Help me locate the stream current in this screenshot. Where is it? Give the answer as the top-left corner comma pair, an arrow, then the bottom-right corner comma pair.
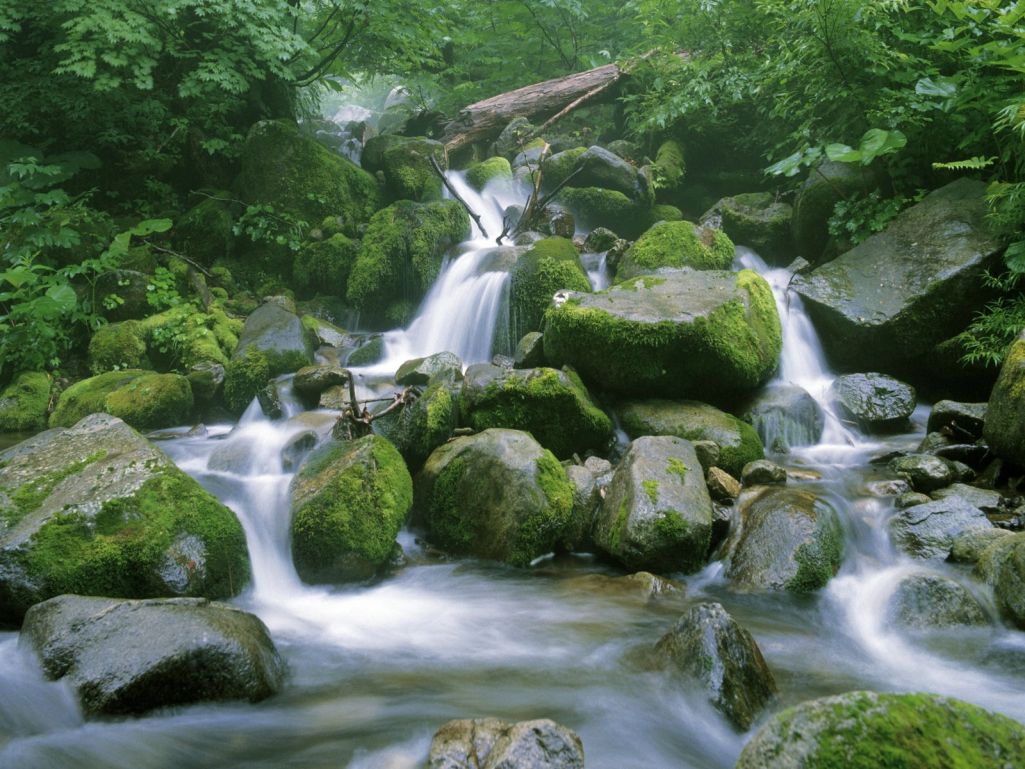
2,174 -> 1024,769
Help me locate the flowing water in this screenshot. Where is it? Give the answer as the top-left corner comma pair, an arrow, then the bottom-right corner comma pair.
3,195 -> 1024,768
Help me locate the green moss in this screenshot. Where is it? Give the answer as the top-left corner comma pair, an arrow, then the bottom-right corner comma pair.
380,137 -> 446,202
223,348 -> 271,413
618,220 -> 734,280
0,371 -> 51,432
541,147 -> 588,189
654,509 -> 689,540
651,203 -> 684,222
466,157 -> 513,191
509,237 -> 591,341
642,479 -> 659,504
102,373 -> 193,430
49,370 -> 148,428
88,321 -> 150,374
735,268 -> 784,379
666,457 -> 688,482
293,233 -> 359,298
347,336 -> 384,367
374,380 -> 457,470
1,450 -> 106,528
609,499 -> 630,552
785,504 -> 844,593
21,468 -> 249,603
172,194 -> 233,267
556,187 -> 647,238
139,304 -> 240,370
653,139 -> 685,191
509,450 -> 574,565
425,455 -> 476,552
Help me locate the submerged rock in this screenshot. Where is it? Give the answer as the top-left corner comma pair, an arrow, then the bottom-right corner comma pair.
829,373 -> 916,432
654,602 -> 777,730
21,595 -> 282,716
984,330 -> 1025,468
886,573 -> 988,630
889,497 -> 991,560
427,717 -> 584,769
736,690 -> 1025,769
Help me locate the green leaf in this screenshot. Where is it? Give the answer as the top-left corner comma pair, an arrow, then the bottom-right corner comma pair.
45,283 -> 77,312
858,128 -> 907,162
932,156 -> 997,170
128,218 -> 172,237
766,151 -> 805,177
825,143 -> 862,163
1006,240 -> 1025,274
915,76 -> 957,98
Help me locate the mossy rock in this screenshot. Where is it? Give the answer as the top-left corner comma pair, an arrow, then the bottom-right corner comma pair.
543,269 -> 782,402
791,160 -> 870,262
984,331 -> 1025,468
289,435 -> 413,583
223,348 -> 272,414
460,364 -> 613,460
374,379 -> 459,470
540,147 -> 588,189
88,320 -> 150,374
708,192 -> 793,263
346,200 -> 469,319
233,300 -> 313,377
49,370 -> 192,430
618,399 -> 763,477
616,220 -> 735,281
0,414 -> 250,623
416,429 -> 574,567
293,233 -> 359,298
652,140 -> 685,192
555,187 -> 650,239
650,203 -> 684,222
172,194 -> 234,267
138,304 -> 241,370
380,137 -> 447,202
736,690 -> 1025,769
508,237 -> 590,342
346,336 -> 385,367
238,120 -> 381,237
465,157 -> 513,191
977,531 -> 1025,628
0,372 -> 51,433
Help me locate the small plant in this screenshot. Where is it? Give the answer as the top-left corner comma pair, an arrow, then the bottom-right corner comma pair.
232,204 -> 307,252
828,190 -> 917,246
146,266 -> 183,311
956,272 -> 1025,368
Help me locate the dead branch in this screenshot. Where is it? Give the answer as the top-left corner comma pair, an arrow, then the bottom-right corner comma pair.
428,155 -> 489,239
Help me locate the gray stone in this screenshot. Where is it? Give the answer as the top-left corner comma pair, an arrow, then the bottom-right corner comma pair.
897,492 -> 933,509
234,301 -> 313,371
741,460 -> 787,487
293,364 -> 349,399
741,384 -> 823,450
427,717 -> 584,769
187,361 -> 225,402
927,400 -> 987,441
886,573 -> 988,630
949,527 -> 1013,565
702,192 -> 794,263
888,454 -> 956,493
976,532 -> 1025,629
513,332 -> 546,369
829,373 -> 916,431
930,483 -> 1004,515
984,331 -> 1025,468
395,351 -> 463,386
889,498 -> 991,559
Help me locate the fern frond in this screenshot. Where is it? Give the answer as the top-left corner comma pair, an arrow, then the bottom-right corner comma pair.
932,156 -> 997,170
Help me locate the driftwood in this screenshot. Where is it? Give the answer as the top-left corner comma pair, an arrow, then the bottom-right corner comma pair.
333,376 -> 421,440
428,155 -> 489,239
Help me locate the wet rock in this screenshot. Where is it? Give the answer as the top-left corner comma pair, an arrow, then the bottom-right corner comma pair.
918,431 -> 952,453
289,435 -> 412,583
235,301 -> 314,372
692,440 -> 720,473
514,332 -> 546,369
949,527 -> 1013,565
741,460 -> 787,487
707,467 -> 742,502
21,595 -> 282,716
829,373 -> 916,432
395,351 -> 463,386
654,602 -> 776,730
0,414 -> 249,623
741,384 -> 823,451
427,717 -> 584,769
187,361 -> 225,403
897,491 -> 932,509
791,160 -> 869,263
736,690 -> 1025,769
886,573 -> 988,629
616,220 -> 734,281
931,443 -> 989,468
865,479 -> 910,497
374,378 -> 458,471
257,380 -> 283,419
564,465 -> 600,550
281,430 -> 318,472
888,454 -> 957,493
583,227 -> 620,253
927,400 -> 987,441
976,532 -> 1025,628
984,330 -> 1025,468
593,436 -> 713,574
930,483 -> 1004,515
725,488 -> 844,592
293,364 -> 349,400
564,571 -> 681,602
889,498 -> 991,560
702,192 -> 794,263
416,429 -> 574,567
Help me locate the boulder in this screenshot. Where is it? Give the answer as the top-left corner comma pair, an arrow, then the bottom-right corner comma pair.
0,372 -> 51,433
374,378 -> 459,470
702,192 -> 793,263
509,237 -> 590,342
21,595 -> 282,716
466,157 -> 514,191
617,399 -> 764,477
427,717 -> 584,769
49,370 -> 192,430
460,365 -> 613,460
615,220 -> 735,281
736,691 -> 1025,769
707,467 -> 742,502
725,487 -> 844,592
927,400 -> 987,441
293,364 -> 349,401
234,300 -> 314,373
544,145 -> 650,204
976,532 -> 1025,628
792,179 -> 1005,372
416,429 -> 574,567
741,384 -> 823,450
593,436 -> 713,574
888,454 -> 956,493
886,573 -> 988,630
829,373 -> 916,432
292,233 -> 359,297
0,414 -> 250,623
514,332 -> 546,369
889,497 -> 991,560
88,320 -> 150,374
396,351 -> 463,386
555,187 -> 650,239
791,160 -> 870,262
172,195 -> 233,267
740,460 -> 787,487
289,435 -> 412,583
654,602 -> 776,729
984,331 -> 1025,468
949,527 -> 1013,565
364,135 -> 446,202
543,270 -> 781,402
930,483 -> 1004,515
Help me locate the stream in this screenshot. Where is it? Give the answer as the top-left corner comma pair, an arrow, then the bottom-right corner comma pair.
2,172 -> 1024,769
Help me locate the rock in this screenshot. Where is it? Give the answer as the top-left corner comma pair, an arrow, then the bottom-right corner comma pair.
545,145 -> 650,204
466,157 -> 514,191
514,332 -> 546,369
0,414 -> 249,623
540,206 -> 576,239
740,384 -> 823,451
593,436 -> 713,574
363,135 -> 446,202
234,301 -> 314,376
702,192 -> 793,263
654,602 -> 776,729
984,330 -> 1025,468
0,372 -> 51,433
889,498 -> 991,559
949,527 -> 1013,564
564,571 -> 681,602
888,454 -> 956,493
292,233 -> 359,298
707,467 -> 742,502
930,483 -> 1004,514
172,195 -> 233,267
564,465 -> 600,550
395,351 -> 463,386
416,429 -> 574,567
927,400 -> 987,441
652,139 -> 685,192
829,373 -> 916,432
427,717 -> 584,769
347,335 -> 384,367
88,320 -> 150,374
725,488 -> 844,592
791,160 -> 869,262
977,532 -> 1025,628
615,220 -> 734,281
21,595 -> 282,716
289,435 -> 412,583
617,399 -> 764,477
544,270 -> 781,401
281,429 -> 317,472
492,117 -> 536,158
692,440 -> 720,473
460,364 -> 613,460
886,573 -> 988,630
509,237 -> 590,342
555,186 -> 650,239
897,491 -> 932,509
49,370 -> 193,430
187,361 -> 225,402
583,227 -> 621,253
741,459 -> 787,487
374,378 -> 458,470
293,364 -> 349,401
792,179 -> 1005,372
736,690 -> 1025,769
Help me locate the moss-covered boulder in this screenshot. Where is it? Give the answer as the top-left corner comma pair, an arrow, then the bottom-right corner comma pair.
544,269 -> 782,402
465,157 -> 513,191
415,429 -> 574,567
346,200 -> 469,320
363,135 -> 447,202
138,303 -> 241,371
395,351 -> 463,386
289,435 -> 412,583
0,414 -> 250,624
594,436 -> 713,574
616,220 -> 735,281
0,372 -> 51,433
791,160 -> 870,262
509,237 -> 590,342
172,194 -> 234,267
977,532 -> 1025,628
703,192 -> 793,263
88,320 -> 150,374
374,378 -> 459,471
724,487 -> 844,592
984,331 -> 1025,468
617,399 -> 764,477
238,120 -> 381,236
736,691 -> 1025,769
50,370 -> 192,430
460,364 -> 613,460
544,146 -> 651,204
793,179 -> 1005,373
293,233 -> 359,298
652,139 -> 685,193
555,187 -> 650,239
